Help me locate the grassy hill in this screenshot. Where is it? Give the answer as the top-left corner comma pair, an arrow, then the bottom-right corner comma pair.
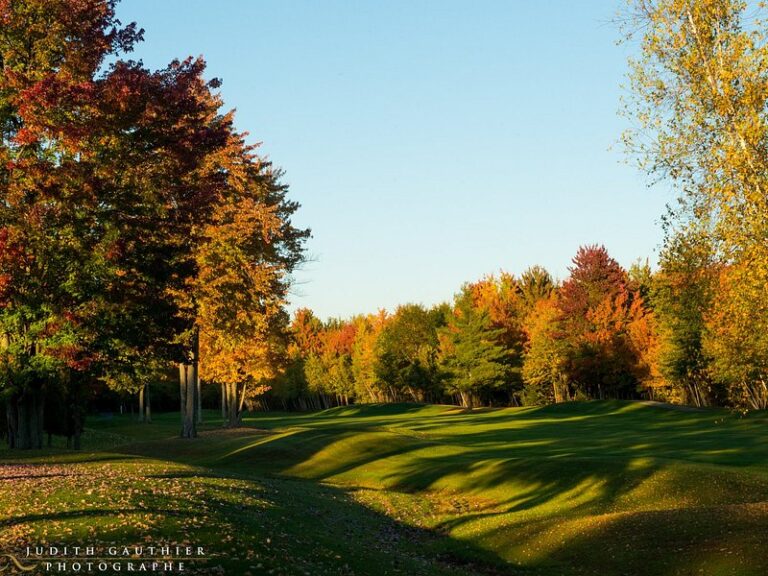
2,401 -> 768,575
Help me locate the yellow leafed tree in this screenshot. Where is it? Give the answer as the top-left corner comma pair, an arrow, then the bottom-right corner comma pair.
195,142 -> 309,426
623,0 -> 768,406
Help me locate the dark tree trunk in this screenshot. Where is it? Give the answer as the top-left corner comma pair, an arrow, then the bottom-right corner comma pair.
7,385 -> 45,449
66,372 -> 86,451
196,371 -> 202,424
144,383 -> 152,423
179,363 -> 197,438
179,329 -> 199,439
6,399 -> 18,449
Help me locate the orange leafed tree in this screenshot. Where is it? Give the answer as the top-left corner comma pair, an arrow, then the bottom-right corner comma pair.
194,140 -> 309,427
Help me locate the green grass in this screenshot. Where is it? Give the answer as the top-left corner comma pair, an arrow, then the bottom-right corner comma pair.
2,401 -> 768,575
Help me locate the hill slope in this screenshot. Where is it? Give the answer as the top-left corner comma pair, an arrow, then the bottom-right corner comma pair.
3,401 -> 768,575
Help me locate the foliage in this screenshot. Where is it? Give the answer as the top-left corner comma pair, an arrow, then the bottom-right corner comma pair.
518,265 -> 556,314
521,296 -> 568,404
704,262 -> 768,409
0,0 -> 146,447
555,246 -> 650,400
375,304 -> 444,402
623,0 -> 768,410
438,290 -> 510,407
195,150 -> 308,424
0,0 -> 307,444
651,230 -> 718,405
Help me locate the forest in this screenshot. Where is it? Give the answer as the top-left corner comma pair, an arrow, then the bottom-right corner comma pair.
270,240 -> 760,412
0,0 -> 309,449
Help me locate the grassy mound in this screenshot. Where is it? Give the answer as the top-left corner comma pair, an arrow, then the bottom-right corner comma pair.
2,401 -> 767,575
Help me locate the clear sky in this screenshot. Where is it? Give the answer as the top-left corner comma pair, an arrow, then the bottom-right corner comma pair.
115,0 -> 673,320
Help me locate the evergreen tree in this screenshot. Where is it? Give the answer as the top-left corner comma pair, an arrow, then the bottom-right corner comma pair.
439,292 -> 509,408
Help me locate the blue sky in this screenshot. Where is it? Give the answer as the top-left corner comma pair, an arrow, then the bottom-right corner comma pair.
116,0 -> 673,320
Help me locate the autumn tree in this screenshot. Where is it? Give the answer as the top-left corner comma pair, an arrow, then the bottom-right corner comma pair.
623,0 -> 768,407
0,0 -> 144,448
0,0 -> 288,446
291,308 -> 324,357
557,245 -> 647,400
521,296 -> 569,404
300,319 -> 356,409
518,265 -> 556,315
271,309 -> 323,410
518,266 -> 565,404
351,312 -> 388,402
194,150 -> 309,428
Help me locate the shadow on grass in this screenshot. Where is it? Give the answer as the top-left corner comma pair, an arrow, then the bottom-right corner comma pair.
0,454 -> 525,576
24,401 -> 768,575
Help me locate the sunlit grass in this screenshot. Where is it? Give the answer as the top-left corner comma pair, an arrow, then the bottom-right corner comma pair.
2,401 -> 768,575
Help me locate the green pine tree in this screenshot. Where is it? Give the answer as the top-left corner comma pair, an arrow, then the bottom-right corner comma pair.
439,293 -> 509,408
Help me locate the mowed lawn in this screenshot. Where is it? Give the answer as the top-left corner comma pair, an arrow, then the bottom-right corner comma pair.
2,402 -> 768,575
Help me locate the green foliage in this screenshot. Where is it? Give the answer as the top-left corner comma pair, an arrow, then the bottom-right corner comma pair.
651,230 -> 718,406
439,290 -> 510,407
375,304 -> 444,402
704,262 -> 768,409
518,265 -> 556,312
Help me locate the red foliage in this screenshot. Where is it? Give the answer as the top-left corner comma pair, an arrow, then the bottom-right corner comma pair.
559,245 -> 629,321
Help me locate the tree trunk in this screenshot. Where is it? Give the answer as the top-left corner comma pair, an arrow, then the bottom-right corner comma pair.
67,376 -> 85,451
238,382 -> 248,415
138,386 -> 145,423
145,383 -> 152,423
179,365 -> 187,428
221,382 -> 227,419
7,385 -> 45,450
179,330 -> 199,439
179,363 -> 197,438
6,399 -> 17,449
225,382 -> 240,427
196,369 -> 203,424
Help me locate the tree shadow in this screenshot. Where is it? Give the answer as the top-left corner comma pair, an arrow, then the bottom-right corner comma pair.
188,401 -> 768,575
35,400 -> 768,575
0,454 -> 528,576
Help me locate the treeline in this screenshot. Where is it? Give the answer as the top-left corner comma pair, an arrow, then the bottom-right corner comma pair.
0,0 -> 307,449
266,241 -> 766,411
